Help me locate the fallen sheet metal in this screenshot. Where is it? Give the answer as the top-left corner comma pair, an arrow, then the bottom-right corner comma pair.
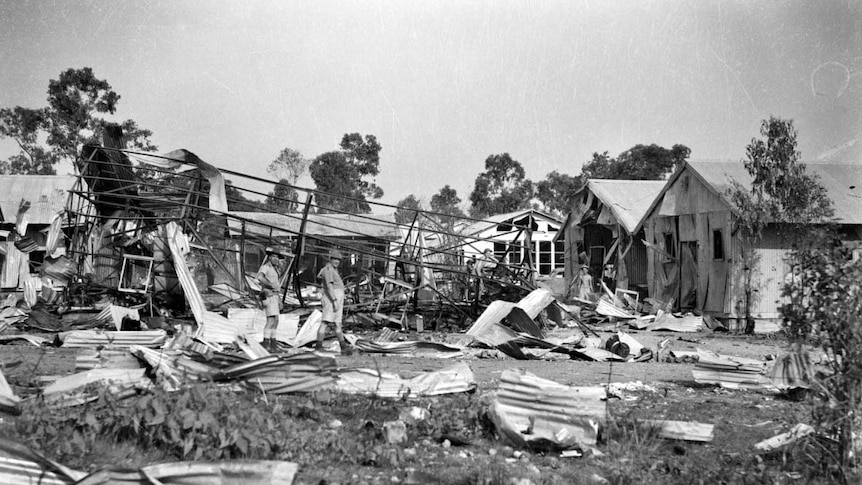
0,438 -> 84,484
488,369 -> 606,449
754,423 -> 815,452
75,349 -> 143,371
336,362 -> 476,398
58,329 -> 168,348
768,351 -> 813,390
226,308 -> 299,344
0,366 -> 20,414
645,420 -> 715,442
515,288 -> 556,320
466,300 -> 518,338
570,347 -> 626,362
165,222 -> 238,343
213,353 -> 337,394
284,311 -> 322,347
0,437 -> 298,485
0,334 -> 48,346
595,299 -> 635,319
648,313 -> 703,332
130,346 -> 218,390
353,339 -> 463,358
42,368 -> 152,405
692,349 -> 774,390
77,460 -> 299,484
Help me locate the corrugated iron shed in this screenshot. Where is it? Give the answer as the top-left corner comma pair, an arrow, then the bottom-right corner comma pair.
586,179 -> 667,234
0,175 -> 76,224
226,211 -> 399,239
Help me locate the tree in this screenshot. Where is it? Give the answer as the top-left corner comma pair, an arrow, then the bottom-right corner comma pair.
535,170 -> 584,216
265,179 -> 298,212
468,153 -> 534,218
268,148 -> 308,185
431,185 -> 465,218
728,116 -> 833,334
581,144 -> 689,180
0,67 -> 156,174
395,195 -> 423,225
310,133 -> 383,214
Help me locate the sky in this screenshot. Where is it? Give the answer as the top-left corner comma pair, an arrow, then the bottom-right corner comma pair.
1,0 -> 860,211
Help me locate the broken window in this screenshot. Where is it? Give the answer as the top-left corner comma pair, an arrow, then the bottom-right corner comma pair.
713,229 -> 725,260
663,233 -> 676,261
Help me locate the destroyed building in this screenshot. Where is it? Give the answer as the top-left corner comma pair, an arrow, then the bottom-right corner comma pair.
637,160 -> 862,321
0,175 -> 77,290
558,179 -> 665,298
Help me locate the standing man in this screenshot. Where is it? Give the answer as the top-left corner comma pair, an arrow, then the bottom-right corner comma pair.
257,245 -> 289,351
316,249 -> 353,355
473,248 -> 499,298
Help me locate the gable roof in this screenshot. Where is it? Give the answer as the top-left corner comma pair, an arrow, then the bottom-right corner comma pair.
636,159 -> 862,231
0,175 -> 76,225
582,179 -> 667,234
226,211 -> 399,239
459,209 -> 562,237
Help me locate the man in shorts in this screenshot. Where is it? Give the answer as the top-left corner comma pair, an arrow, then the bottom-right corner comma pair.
316,249 -> 353,355
257,245 -> 290,351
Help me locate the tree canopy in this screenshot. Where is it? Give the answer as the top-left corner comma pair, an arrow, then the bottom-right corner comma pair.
468,153 -> 534,218
394,194 -> 423,225
310,133 -> 383,214
581,144 -> 690,180
265,148 -> 309,213
0,67 -> 156,174
535,170 -> 583,217
728,116 -> 833,334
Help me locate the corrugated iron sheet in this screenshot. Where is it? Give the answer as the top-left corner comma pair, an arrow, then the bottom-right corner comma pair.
489,369 -> 606,449
226,211 -> 399,239
688,160 -> 862,224
0,175 -> 76,224
587,180 -> 666,234
58,330 -> 168,348
336,362 -> 476,398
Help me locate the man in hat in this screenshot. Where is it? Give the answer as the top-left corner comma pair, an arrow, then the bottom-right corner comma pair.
257,245 -> 290,351
316,249 -> 353,355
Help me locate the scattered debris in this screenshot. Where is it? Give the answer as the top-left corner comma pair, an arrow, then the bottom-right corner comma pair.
645,419 -> 715,442
692,349 -> 775,390
488,369 -> 606,450
0,437 -> 298,485
754,423 -> 815,452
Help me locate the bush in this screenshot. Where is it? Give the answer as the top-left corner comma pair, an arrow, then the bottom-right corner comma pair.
782,246 -> 862,478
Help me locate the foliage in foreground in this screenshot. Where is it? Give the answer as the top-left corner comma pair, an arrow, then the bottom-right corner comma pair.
783,246 -> 862,480
10,384 -> 491,470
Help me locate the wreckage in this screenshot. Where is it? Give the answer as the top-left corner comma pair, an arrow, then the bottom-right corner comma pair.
0,129 -> 825,484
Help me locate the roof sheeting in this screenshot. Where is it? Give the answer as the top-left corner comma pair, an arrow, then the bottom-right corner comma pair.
639,160 -> 862,230
585,179 -> 666,234
226,211 -> 399,239
688,160 -> 862,224
0,175 -> 76,224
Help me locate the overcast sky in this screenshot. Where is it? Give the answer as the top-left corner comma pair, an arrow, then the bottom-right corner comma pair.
1,0 -> 860,210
